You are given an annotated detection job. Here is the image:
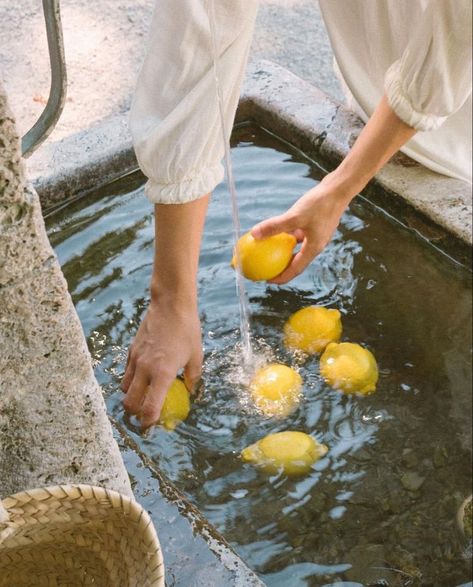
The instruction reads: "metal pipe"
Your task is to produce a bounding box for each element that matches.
[21,0,67,157]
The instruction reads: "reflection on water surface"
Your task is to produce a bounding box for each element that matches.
[47,126,472,586]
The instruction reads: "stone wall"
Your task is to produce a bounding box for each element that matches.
[0,84,131,498]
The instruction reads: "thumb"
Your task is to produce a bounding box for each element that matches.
[251,212,296,240]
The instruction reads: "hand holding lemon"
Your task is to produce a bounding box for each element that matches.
[231,231,296,281]
[250,178,354,284]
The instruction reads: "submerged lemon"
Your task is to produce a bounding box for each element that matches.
[320,342,378,395]
[241,431,328,476]
[249,363,302,417]
[284,306,342,354]
[231,231,296,281]
[159,379,191,430]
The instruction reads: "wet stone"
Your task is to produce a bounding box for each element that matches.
[433,445,448,468]
[400,472,426,492]
[401,448,419,469]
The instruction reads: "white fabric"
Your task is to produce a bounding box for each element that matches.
[130,0,258,204]
[131,0,472,205]
[319,0,472,183]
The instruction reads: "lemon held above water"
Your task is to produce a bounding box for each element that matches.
[284,306,342,354]
[241,431,328,476]
[158,379,191,430]
[320,342,378,395]
[231,231,296,281]
[249,363,302,417]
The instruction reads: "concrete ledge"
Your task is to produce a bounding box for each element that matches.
[28,112,136,211]
[0,88,132,500]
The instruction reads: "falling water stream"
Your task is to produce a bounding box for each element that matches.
[207,0,253,368]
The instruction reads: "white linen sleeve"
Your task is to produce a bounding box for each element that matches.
[130,0,258,204]
[384,0,472,131]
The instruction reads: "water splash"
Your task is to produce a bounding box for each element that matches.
[206,0,253,367]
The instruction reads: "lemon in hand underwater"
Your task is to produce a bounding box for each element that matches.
[231,231,296,281]
[320,342,378,395]
[249,363,302,417]
[158,379,191,430]
[284,306,342,354]
[241,431,328,476]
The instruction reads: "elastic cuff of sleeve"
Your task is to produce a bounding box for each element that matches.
[384,61,448,132]
[144,163,225,204]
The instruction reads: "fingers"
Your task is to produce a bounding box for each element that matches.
[269,239,322,285]
[292,228,305,242]
[121,349,135,393]
[140,370,175,429]
[184,349,203,393]
[122,369,149,415]
[251,212,297,240]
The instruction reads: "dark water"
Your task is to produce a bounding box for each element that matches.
[46,126,472,587]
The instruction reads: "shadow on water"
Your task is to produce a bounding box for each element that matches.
[46,126,472,587]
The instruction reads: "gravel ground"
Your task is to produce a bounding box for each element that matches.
[0,0,342,149]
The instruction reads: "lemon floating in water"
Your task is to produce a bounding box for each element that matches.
[320,342,378,395]
[241,431,328,476]
[284,306,342,354]
[159,379,191,430]
[249,363,302,417]
[231,231,296,281]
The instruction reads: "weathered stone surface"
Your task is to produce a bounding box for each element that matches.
[27,112,136,210]
[238,60,339,157]
[0,83,132,498]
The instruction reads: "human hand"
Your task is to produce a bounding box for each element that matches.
[251,174,356,284]
[121,295,203,429]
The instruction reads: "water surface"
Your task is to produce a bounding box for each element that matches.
[47,126,472,586]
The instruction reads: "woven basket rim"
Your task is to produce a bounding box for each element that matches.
[0,483,164,587]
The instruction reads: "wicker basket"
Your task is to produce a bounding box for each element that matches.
[0,484,164,586]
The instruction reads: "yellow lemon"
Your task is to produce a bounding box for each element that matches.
[249,363,302,417]
[284,306,342,354]
[159,379,191,430]
[231,231,296,281]
[320,342,378,395]
[241,431,328,476]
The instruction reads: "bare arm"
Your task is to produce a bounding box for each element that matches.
[122,195,210,429]
[251,95,417,283]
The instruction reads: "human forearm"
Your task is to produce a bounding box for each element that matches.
[325,94,416,197]
[122,194,209,428]
[150,195,210,305]
[251,95,416,284]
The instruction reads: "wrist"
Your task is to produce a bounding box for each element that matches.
[322,161,371,201]
[150,278,197,309]
[317,171,360,206]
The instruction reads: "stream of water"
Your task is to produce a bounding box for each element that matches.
[207,0,253,369]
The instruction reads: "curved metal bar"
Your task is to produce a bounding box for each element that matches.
[21,0,67,157]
